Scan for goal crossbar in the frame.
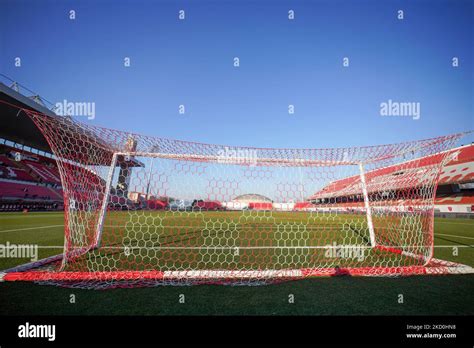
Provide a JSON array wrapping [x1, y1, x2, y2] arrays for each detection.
[[0, 104, 470, 288]]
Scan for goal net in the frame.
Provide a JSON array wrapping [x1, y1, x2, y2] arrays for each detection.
[[2, 109, 473, 288]]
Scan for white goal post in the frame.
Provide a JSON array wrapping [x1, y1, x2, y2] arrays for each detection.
[[1, 107, 472, 289]]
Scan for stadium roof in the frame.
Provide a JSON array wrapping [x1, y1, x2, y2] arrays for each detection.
[[0, 76, 143, 167], [0, 80, 57, 153], [233, 193, 272, 202]]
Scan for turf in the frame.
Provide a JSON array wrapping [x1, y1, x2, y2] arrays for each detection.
[[59, 210, 421, 273], [0, 212, 473, 315]]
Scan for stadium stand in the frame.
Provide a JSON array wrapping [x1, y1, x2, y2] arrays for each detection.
[[24, 160, 61, 184], [1, 140, 473, 214], [193, 200, 223, 211], [0, 154, 36, 181], [307, 144, 474, 215], [0, 144, 63, 211], [0, 181, 58, 200], [293, 201, 315, 211], [145, 199, 168, 210], [248, 202, 273, 210]]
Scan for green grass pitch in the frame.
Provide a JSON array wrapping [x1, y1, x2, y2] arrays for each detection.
[[0, 211, 473, 315]]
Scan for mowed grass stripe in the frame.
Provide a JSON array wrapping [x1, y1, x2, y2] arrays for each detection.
[[0, 212, 472, 271], [0, 213, 473, 316], [60, 211, 413, 272]]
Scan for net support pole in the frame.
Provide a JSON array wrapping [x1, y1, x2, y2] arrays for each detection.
[[358, 162, 376, 247], [94, 153, 118, 249]]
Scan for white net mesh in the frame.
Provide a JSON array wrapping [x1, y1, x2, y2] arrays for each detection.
[[4, 109, 469, 288]]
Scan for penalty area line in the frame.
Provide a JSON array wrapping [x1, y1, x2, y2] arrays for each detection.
[[0, 224, 123, 234], [29, 244, 474, 249], [435, 233, 474, 240], [0, 225, 64, 234]]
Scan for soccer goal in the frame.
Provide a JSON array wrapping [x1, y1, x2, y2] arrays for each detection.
[[2, 109, 473, 288]]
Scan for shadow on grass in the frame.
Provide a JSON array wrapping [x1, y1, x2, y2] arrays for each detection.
[[1, 274, 473, 316]]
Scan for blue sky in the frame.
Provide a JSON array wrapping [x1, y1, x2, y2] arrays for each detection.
[[1, 0, 473, 149]]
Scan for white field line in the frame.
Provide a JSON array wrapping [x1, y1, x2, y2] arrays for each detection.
[[435, 221, 474, 225], [0, 225, 64, 234], [430, 245, 474, 248], [0, 223, 455, 231], [27, 245, 474, 250], [435, 233, 474, 240], [0, 224, 130, 234], [0, 224, 472, 242], [0, 224, 363, 234], [0, 214, 64, 219], [0, 214, 471, 224]]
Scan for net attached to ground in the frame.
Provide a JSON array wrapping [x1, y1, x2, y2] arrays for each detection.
[[2, 108, 473, 289]]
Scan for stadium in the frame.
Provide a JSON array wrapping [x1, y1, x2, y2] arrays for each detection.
[[0, 73, 473, 307], [0, 7, 473, 344]]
